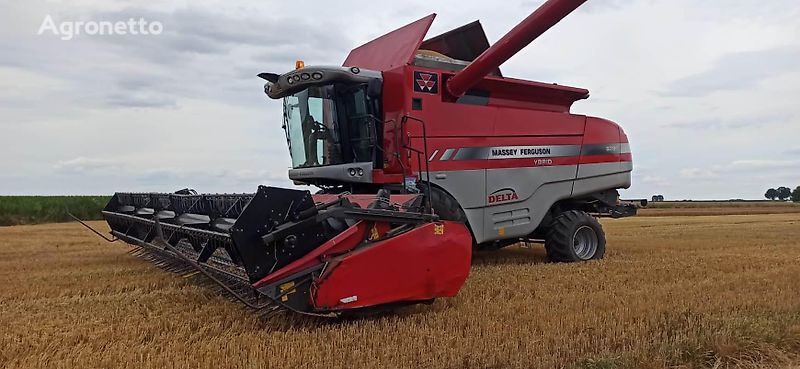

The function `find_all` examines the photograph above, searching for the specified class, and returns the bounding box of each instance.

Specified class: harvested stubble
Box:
[1,214,799,369]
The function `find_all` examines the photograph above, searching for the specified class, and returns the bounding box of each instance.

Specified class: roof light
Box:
[295,60,305,70]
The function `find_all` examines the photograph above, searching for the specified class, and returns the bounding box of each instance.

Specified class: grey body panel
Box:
[289,162,374,184]
[429,169,486,243]
[482,165,577,242]
[572,161,632,197]
[430,161,631,244]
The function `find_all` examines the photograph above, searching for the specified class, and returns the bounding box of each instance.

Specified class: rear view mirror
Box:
[257,72,280,83]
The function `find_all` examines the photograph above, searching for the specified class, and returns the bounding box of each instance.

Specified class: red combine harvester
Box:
[95,0,638,316]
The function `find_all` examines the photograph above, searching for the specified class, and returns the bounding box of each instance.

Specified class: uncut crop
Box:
[0,195,110,226]
[1,213,798,369]
[640,201,800,217]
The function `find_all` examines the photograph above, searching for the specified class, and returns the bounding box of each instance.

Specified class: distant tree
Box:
[792,186,800,203]
[777,186,792,201]
[765,188,778,200]
[651,195,664,202]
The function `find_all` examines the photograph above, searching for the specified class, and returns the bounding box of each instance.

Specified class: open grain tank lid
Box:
[415,21,502,77]
[343,14,501,77]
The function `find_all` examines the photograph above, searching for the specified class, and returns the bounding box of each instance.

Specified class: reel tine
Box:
[125,239,277,313]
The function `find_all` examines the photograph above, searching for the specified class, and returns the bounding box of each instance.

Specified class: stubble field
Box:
[1,212,799,369]
[640,201,800,217]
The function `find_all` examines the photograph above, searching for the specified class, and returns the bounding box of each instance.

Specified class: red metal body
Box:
[251,193,472,312]
[313,221,471,310]
[339,0,629,191]
[252,0,630,313]
[102,0,634,317]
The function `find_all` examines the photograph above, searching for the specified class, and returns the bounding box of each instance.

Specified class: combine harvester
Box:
[90,0,639,316]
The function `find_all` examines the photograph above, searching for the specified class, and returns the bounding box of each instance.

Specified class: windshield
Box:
[283,86,340,168]
[282,84,378,169]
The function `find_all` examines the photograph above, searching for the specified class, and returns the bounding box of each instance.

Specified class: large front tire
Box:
[545,210,606,262]
[426,186,467,223]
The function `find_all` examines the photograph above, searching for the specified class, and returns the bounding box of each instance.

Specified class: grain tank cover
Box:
[343,15,503,76]
[343,14,435,71]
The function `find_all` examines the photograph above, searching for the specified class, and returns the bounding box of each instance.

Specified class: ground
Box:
[1,213,799,369]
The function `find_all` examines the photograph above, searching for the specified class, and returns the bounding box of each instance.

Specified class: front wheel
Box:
[544,210,606,262]
[425,186,467,223]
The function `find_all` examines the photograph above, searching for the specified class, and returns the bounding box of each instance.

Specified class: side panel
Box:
[417,113,586,243]
[429,169,486,242]
[572,163,632,197]
[572,117,632,197]
[493,107,586,136]
[483,166,577,242]
[313,221,472,310]
[481,113,585,243]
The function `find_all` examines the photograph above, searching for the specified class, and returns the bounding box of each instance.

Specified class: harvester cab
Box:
[92,0,640,317]
[260,66,385,187]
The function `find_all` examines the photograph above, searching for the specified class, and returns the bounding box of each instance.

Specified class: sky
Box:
[1,0,798,199]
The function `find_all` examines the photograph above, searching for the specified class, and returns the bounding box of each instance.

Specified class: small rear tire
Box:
[545,210,605,262]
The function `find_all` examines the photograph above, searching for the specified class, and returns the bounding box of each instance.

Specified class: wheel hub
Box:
[572,225,598,260]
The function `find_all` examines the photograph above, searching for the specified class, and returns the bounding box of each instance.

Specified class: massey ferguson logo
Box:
[488,188,519,204]
[414,71,438,93]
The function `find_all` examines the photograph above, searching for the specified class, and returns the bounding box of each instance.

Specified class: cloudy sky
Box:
[1,0,798,199]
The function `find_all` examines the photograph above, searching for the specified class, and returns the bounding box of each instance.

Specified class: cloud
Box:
[660,46,800,97]
[639,175,672,187]
[726,159,800,171]
[104,92,178,108]
[86,7,352,65]
[664,113,793,130]
[680,159,800,181]
[2,0,800,199]
[579,0,631,13]
[54,157,121,174]
[678,168,719,180]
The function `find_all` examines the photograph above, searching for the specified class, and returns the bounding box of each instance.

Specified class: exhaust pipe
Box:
[446,0,587,97]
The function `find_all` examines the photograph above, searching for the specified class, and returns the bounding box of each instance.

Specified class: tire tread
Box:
[544,210,606,262]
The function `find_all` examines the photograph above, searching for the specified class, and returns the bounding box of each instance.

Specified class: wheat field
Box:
[1,213,799,369]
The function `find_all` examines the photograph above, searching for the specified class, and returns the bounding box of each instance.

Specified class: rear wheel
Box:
[544,210,605,262]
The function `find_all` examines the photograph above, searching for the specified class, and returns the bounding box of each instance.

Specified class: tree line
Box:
[764,186,800,202]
